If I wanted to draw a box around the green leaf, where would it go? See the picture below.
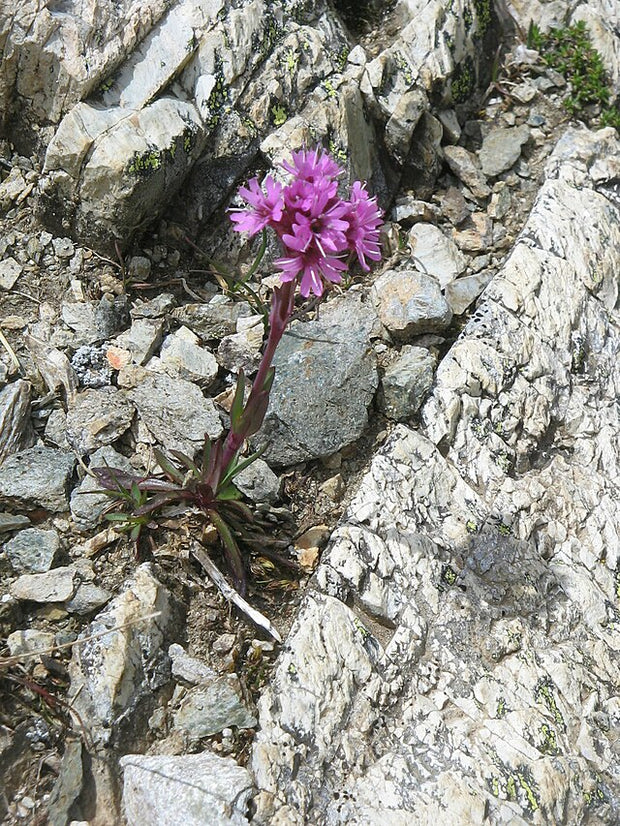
[153,449,186,484]
[230,369,246,431]
[215,483,242,501]
[218,445,266,490]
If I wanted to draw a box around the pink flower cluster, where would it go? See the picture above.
[230,147,383,297]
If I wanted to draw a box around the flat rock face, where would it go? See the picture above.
[255,290,379,466]
[249,127,620,825]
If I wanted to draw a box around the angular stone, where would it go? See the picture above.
[443,145,491,198]
[0,380,35,464]
[438,186,470,226]
[65,387,135,455]
[5,527,60,574]
[169,643,217,686]
[172,299,252,341]
[408,223,467,286]
[7,629,56,657]
[158,326,219,385]
[115,318,165,366]
[0,256,23,289]
[234,458,280,504]
[10,567,78,603]
[174,677,257,740]
[444,270,494,315]
[380,346,436,420]
[0,446,76,512]
[371,269,453,339]
[255,291,379,466]
[121,753,253,826]
[127,372,224,456]
[479,125,530,177]
[452,212,494,253]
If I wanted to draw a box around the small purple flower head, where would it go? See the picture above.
[343,182,383,271]
[282,147,343,185]
[230,175,284,237]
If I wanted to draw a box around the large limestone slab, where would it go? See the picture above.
[250,127,620,824]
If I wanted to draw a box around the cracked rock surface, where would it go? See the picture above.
[250,127,620,825]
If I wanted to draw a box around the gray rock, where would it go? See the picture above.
[392,196,440,225]
[169,643,217,686]
[46,739,83,826]
[4,527,60,574]
[174,677,257,740]
[256,291,379,467]
[0,380,35,464]
[65,387,135,455]
[443,145,491,199]
[234,458,280,504]
[408,223,467,286]
[130,292,175,319]
[479,125,530,177]
[10,567,78,603]
[70,345,113,388]
[444,270,494,315]
[438,186,470,226]
[68,564,174,746]
[94,295,131,339]
[121,752,253,826]
[0,513,31,533]
[172,299,252,342]
[0,446,76,512]
[0,256,22,289]
[127,257,153,283]
[488,184,512,220]
[115,318,165,366]
[371,269,453,339]
[217,315,264,375]
[158,326,219,385]
[127,372,224,456]
[64,581,112,615]
[249,126,620,826]
[380,346,436,420]
[70,445,134,531]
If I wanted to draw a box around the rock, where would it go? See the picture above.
[256,290,379,467]
[371,269,453,339]
[10,567,78,603]
[70,345,114,388]
[24,336,79,401]
[443,146,491,199]
[0,380,35,464]
[478,125,530,177]
[444,270,494,315]
[234,458,280,504]
[172,299,252,341]
[65,387,135,455]
[438,187,470,226]
[169,643,217,686]
[127,257,153,283]
[408,223,467,286]
[0,513,30,533]
[217,315,264,374]
[488,184,512,220]
[68,564,174,746]
[115,318,165,366]
[379,346,436,420]
[384,88,428,163]
[70,446,134,531]
[7,629,56,657]
[121,752,253,826]
[392,196,440,225]
[46,739,83,826]
[158,326,219,385]
[249,126,620,826]
[173,677,257,740]
[64,581,112,615]
[4,527,60,574]
[0,256,23,289]
[452,213,494,253]
[0,446,76,512]
[126,372,224,456]
[93,295,131,339]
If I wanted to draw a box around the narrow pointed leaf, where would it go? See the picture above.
[208,510,247,595]
[230,369,246,431]
[218,445,266,490]
[153,449,186,484]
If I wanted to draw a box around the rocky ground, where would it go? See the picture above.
[0,0,619,824]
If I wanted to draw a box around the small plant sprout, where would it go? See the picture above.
[92,146,383,611]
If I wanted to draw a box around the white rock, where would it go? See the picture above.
[408,224,467,286]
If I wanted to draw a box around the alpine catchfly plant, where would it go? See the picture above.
[92,146,382,611]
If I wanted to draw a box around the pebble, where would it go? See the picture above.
[379,345,436,420]
[10,566,78,603]
[478,125,530,177]
[408,223,467,286]
[4,527,60,573]
[371,268,453,339]
[0,445,76,512]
